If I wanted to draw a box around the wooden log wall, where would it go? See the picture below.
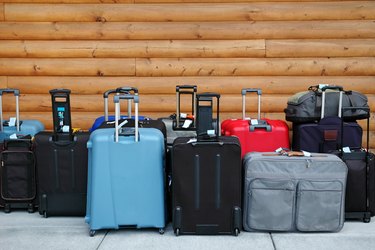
[0,0,374,149]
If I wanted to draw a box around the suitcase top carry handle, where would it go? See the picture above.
[176,85,197,128]
[196,92,220,140]
[242,88,261,120]
[0,88,20,132]
[114,94,139,143]
[103,87,138,121]
[321,86,344,119]
[49,88,71,96]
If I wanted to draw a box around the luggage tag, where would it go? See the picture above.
[8,117,16,127]
[342,147,351,153]
[182,119,193,129]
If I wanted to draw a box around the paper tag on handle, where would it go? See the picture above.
[182,119,192,128]
[9,117,16,127]
[10,133,18,139]
[250,119,258,125]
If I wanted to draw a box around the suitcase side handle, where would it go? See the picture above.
[241,88,261,120]
[114,94,139,143]
[176,85,197,128]
[0,88,20,132]
[103,87,138,121]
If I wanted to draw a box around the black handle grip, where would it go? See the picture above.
[241,88,262,96]
[0,88,20,96]
[196,92,221,100]
[103,88,134,98]
[49,88,71,98]
[113,94,139,103]
[176,85,197,92]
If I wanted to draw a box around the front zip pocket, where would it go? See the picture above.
[296,180,343,232]
[247,179,295,231]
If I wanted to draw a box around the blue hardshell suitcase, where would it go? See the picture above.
[85,93,166,236]
[0,89,44,142]
[89,87,148,132]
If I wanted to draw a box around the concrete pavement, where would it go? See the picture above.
[0,211,374,250]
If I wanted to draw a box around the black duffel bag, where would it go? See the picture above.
[285,85,369,123]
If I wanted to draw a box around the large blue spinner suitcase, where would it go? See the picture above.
[89,87,148,132]
[0,89,44,142]
[86,93,166,236]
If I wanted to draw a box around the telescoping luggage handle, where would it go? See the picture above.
[50,89,72,136]
[175,85,197,128]
[321,85,344,119]
[114,94,139,143]
[196,92,220,139]
[241,88,271,132]
[0,88,20,132]
[103,87,138,121]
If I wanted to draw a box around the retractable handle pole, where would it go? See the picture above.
[241,88,262,120]
[49,89,72,137]
[175,85,197,127]
[0,88,20,132]
[320,85,344,119]
[114,94,139,143]
[196,92,220,137]
[103,87,139,121]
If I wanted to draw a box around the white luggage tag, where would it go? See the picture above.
[180,113,187,119]
[250,119,258,125]
[318,84,329,89]
[187,138,197,144]
[62,125,70,133]
[342,147,351,153]
[8,117,16,127]
[182,119,193,128]
[9,133,18,139]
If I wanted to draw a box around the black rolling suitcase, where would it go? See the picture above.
[172,93,242,236]
[34,89,89,217]
[337,107,375,222]
[0,138,37,213]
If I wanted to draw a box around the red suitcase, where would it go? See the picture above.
[221,88,290,158]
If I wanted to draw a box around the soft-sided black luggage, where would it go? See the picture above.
[335,107,375,222]
[292,86,362,153]
[34,89,89,217]
[0,138,37,213]
[285,84,369,123]
[172,93,242,236]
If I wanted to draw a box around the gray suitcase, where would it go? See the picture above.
[243,152,347,232]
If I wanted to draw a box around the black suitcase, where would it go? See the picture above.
[171,93,242,236]
[336,107,375,222]
[0,138,37,213]
[292,86,363,152]
[34,89,89,217]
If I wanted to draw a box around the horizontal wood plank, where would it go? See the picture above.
[0,1,360,3]
[7,76,375,95]
[0,76,7,88]
[0,40,265,58]
[3,93,375,113]
[5,2,375,22]
[136,58,375,77]
[0,58,135,76]
[0,21,374,40]
[0,3,4,21]
[266,39,375,57]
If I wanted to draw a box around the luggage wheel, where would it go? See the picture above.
[363,217,371,223]
[158,228,165,235]
[89,230,96,237]
[27,204,34,213]
[4,204,11,213]
[43,211,48,218]
[174,228,180,236]
[234,228,240,237]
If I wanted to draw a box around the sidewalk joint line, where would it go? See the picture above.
[96,230,109,250]
[270,233,277,250]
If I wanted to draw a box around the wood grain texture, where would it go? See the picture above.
[0,58,135,76]
[8,76,375,95]
[0,1,360,3]
[3,93,375,113]
[0,76,7,88]
[1,21,374,40]
[136,58,375,77]
[5,2,375,22]
[0,3,4,21]
[0,40,265,58]
[266,39,375,57]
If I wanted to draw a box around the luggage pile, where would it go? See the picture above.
[0,84,373,237]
